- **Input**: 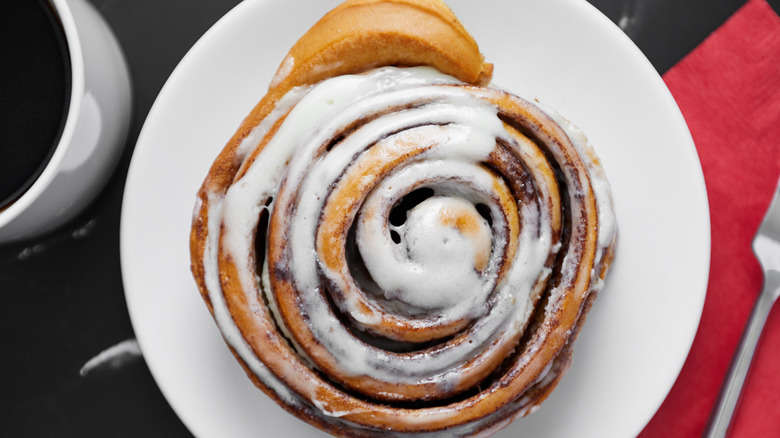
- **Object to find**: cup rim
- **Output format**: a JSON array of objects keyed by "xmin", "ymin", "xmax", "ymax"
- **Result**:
[{"xmin": 0, "ymin": 0, "xmax": 85, "ymax": 227}]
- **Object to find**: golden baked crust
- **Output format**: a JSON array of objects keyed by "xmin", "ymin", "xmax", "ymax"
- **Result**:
[
  {"xmin": 192, "ymin": 0, "xmax": 492, "ymax": 206},
  {"xmin": 190, "ymin": 1, "xmax": 616, "ymax": 436}
]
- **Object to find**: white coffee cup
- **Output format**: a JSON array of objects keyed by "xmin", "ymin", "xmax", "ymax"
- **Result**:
[{"xmin": 0, "ymin": 0, "xmax": 131, "ymax": 243}]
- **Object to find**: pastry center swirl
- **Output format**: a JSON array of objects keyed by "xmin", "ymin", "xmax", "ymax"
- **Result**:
[
  {"xmin": 194, "ymin": 67, "xmax": 617, "ymax": 433},
  {"xmin": 255, "ymin": 69, "xmax": 555, "ymax": 402}
]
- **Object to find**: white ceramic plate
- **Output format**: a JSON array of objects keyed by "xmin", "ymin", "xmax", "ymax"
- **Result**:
[{"xmin": 121, "ymin": 0, "xmax": 710, "ymax": 437}]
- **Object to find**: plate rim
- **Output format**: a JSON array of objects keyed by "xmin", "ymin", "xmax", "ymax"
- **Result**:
[{"xmin": 120, "ymin": 0, "xmax": 711, "ymax": 436}]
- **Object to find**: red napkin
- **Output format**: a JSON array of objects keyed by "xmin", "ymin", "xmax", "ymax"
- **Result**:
[{"xmin": 640, "ymin": 0, "xmax": 780, "ymax": 436}]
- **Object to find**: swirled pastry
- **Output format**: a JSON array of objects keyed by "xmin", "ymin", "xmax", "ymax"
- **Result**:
[{"xmin": 190, "ymin": 0, "xmax": 617, "ymax": 436}]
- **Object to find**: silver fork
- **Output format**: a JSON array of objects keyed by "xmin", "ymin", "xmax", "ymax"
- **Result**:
[{"xmin": 704, "ymin": 176, "xmax": 780, "ymax": 438}]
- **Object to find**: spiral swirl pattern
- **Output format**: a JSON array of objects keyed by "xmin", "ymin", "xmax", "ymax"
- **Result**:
[{"xmin": 191, "ymin": 67, "xmax": 616, "ymax": 436}]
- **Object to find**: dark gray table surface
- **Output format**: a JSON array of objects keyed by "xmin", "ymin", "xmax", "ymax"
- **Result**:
[{"xmin": 2, "ymin": 0, "xmax": 778, "ymax": 436}]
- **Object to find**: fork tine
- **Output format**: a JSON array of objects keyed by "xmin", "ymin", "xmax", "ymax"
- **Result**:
[{"xmin": 752, "ymin": 175, "xmax": 780, "ymax": 269}]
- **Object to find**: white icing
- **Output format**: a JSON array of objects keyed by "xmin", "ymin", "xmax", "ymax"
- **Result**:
[
  {"xmin": 195, "ymin": 66, "xmax": 617, "ymax": 434},
  {"xmin": 200, "ymin": 84, "xmax": 312, "ymax": 406},
  {"xmin": 269, "ymin": 54, "xmax": 295, "ymax": 89},
  {"xmin": 532, "ymin": 100, "xmax": 617, "ymax": 253},
  {"xmin": 203, "ymin": 195, "xmax": 300, "ymax": 405},
  {"xmin": 262, "ymin": 73, "xmax": 551, "ymax": 384},
  {"xmin": 357, "ymin": 160, "xmax": 511, "ymax": 320},
  {"xmin": 376, "ymin": 195, "xmax": 491, "ymax": 309}
]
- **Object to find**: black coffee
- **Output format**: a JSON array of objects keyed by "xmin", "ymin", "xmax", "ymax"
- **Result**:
[{"xmin": 0, "ymin": 0, "xmax": 71, "ymax": 210}]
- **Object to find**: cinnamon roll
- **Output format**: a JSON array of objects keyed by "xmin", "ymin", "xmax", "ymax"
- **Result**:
[{"xmin": 190, "ymin": 0, "xmax": 616, "ymax": 436}]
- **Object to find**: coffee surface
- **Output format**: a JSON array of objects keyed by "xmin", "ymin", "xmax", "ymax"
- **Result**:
[{"xmin": 0, "ymin": 0, "xmax": 71, "ymax": 209}]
